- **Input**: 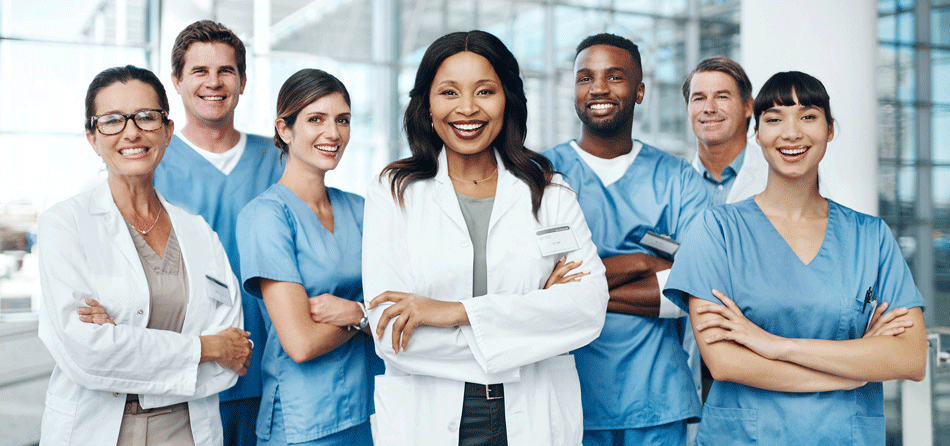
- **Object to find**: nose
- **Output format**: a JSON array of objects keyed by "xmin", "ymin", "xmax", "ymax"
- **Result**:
[
  {"xmin": 456, "ymin": 92, "xmax": 479, "ymax": 116},
  {"xmin": 119, "ymin": 117, "xmax": 143, "ymax": 140},
  {"xmin": 324, "ymin": 121, "xmax": 341, "ymax": 141},
  {"xmin": 207, "ymin": 72, "xmax": 222, "ymax": 88},
  {"xmin": 702, "ymin": 98, "xmax": 718, "ymax": 113},
  {"xmin": 590, "ymin": 76, "xmax": 608, "ymax": 95},
  {"xmin": 781, "ymin": 119, "xmax": 803, "ymax": 141}
]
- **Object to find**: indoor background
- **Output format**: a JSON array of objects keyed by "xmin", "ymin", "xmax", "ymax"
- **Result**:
[{"xmin": 0, "ymin": 1, "xmax": 947, "ymax": 445}]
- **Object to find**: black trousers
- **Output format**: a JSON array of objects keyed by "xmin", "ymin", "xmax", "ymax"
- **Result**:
[{"xmin": 459, "ymin": 384, "xmax": 508, "ymax": 446}]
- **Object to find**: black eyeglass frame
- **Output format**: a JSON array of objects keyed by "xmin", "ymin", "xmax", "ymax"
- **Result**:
[{"xmin": 89, "ymin": 109, "xmax": 168, "ymax": 135}]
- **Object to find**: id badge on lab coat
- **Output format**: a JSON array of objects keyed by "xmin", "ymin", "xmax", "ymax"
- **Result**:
[
  {"xmin": 205, "ymin": 275, "xmax": 230, "ymax": 305},
  {"xmin": 536, "ymin": 225, "xmax": 579, "ymax": 256}
]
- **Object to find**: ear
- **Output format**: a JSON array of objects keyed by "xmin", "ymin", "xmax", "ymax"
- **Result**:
[
  {"xmin": 827, "ymin": 121, "xmax": 835, "ymax": 143},
  {"xmin": 635, "ymin": 82, "xmax": 645, "ymax": 104},
  {"xmin": 86, "ymin": 130, "xmax": 100, "ymax": 156},
  {"xmin": 171, "ymin": 73, "xmax": 182, "ymax": 94},
  {"xmin": 275, "ymin": 118, "xmax": 293, "ymax": 146},
  {"xmin": 743, "ymin": 97, "xmax": 753, "ymax": 119},
  {"xmin": 239, "ymin": 75, "xmax": 247, "ymax": 95},
  {"xmin": 164, "ymin": 119, "xmax": 175, "ymax": 146}
]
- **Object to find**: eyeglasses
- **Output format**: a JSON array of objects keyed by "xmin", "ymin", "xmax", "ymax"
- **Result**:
[{"xmin": 90, "ymin": 109, "xmax": 168, "ymax": 135}]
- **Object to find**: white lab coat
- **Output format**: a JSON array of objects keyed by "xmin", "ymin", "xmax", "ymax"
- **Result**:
[
  {"xmin": 363, "ymin": 150, "xmax": 609, "ymax": 446},
  {"xmin": 691, "ymin": 142, "xmax": 769, "ymax": 205},
  {"xmin": 36, "ymin": 181, "xmax": 243, "ymax": 446}
]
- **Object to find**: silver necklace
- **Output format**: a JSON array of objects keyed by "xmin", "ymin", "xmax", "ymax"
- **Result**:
[
  {"xmin": 448, "ymin": 167, "xmax": 498, "ymax": 185},
  {"xmin": 131, "ymin": 207, "xmax": 163, "ymax": 235}
]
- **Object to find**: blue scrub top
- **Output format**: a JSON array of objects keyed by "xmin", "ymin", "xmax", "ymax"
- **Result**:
[
  {"xmin": 664, "ymin": 198, "xmax": 924, "ymax": 445},
  {"xmin": 237, "ymin": 184, "xmax": 378, "ymax": 444},
  {"xmin": 543, "ymin": 141, "xmax": 708, "ymax": 430},
  {"xmin": 154, "ymin": 133, "xmax": 284, "ymax": 402}
]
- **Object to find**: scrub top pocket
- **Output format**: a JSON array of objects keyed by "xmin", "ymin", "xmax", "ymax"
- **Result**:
[{"xmin": 696, "ymin": 404, "xmax": 756, "ymax": 445}]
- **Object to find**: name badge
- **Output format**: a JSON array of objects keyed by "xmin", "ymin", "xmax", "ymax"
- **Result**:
[
  {"xmin": 205, "ymin": 275, "xmax": 231, "ymax": 305},
  {"xmin": 536, "ymin": 225, "xmax": 579, "ymax": 256},
  {"xmin": 640, "ymin": 231, "xmax": 680, "ymax": 256}
]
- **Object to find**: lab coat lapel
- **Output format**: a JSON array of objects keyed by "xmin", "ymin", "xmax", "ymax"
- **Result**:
[
  {"xmin": 488, "ymin": 150, "xmax": 521, "ymax": 232},
  {"xmin": 89, "ymin": 182, "xmax": 147, "ymax": 285},
  {"xmin": 434, "ymin": 150, "xmax": 469, "ymax": 233}
]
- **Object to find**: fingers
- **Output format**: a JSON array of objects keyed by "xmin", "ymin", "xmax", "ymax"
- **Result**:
[
  {"xmin": 711, "ymin": 289, "xmax": 739, "ymax": 311},
  {"xmin": 559, "ymin": 271, "xmax": 590, "ymax": 283},
  {"xmin": 367, "ymin": 291, "xmax": 407, "ymax": 310},
  {"xmin": 391, "ymin": 310, "xmax": 408, "ymax": 353}
]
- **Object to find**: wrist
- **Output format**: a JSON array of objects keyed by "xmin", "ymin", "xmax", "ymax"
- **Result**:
[
  {"xmin": 199, "ymin": 335, "xmax": 220, "ymax": 364},
  {"xmin": 349, "ymin": 301, "xmax": 369, "ymax": 331}
]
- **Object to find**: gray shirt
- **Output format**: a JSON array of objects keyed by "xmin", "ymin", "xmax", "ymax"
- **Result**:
[{"xmin": 455, "ymin": 192, "xmax": 494, "ymax": 297}]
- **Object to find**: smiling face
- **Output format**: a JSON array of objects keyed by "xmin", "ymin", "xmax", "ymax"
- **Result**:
[
  {"xmin": 755, "ymin": 90, "xmax": 834, "ymax": 180},
  {"xmin": 428, "ymin": 51, "xmax": 506, "ymax": 157},
  {"xmin": 573, "ymin": 44, "xmax": 644, "ymax": 136},
  {"xmin": 276, "ymin": 92, "xmax": 351, "ymax": 173},
  {"xmin": 87, "ymin": 80, "xmax": 174, "ymax": 180},
  {"xmin": 171, "ymin": 41, "xmax": 246, "ymax": 127},
  {"xmin": 688, "ymin": 70, "xmax": 752, "ymax": 149}
]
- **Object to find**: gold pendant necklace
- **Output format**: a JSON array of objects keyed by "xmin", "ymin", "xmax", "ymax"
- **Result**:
[
  {"xmin": 130, "ymin": 207, "xmax": 163, "ymax": 235},
  {"xmin": 448, "ymin": 167, "xmax": 498, "ymax": 185}
]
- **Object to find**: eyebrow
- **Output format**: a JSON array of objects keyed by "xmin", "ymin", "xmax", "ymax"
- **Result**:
[{"xmin": 435, "ymin": 79, "xmax": 499, "ymax": 87}]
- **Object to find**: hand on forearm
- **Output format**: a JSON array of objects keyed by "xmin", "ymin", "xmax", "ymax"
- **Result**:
[
  {"xmin": 308, "ymin": 293, "xmax": 364, "ymax": 327},
  {"xmin": 200, "ymin": 327, "xmax": 252, "ymax": 375}
]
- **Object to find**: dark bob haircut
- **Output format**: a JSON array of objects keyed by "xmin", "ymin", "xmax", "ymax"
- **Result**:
[
  {"xmin": 575, "ymin": 33, "xmax": 642, "ymax": 75},
  {"xmin": 753, "ymin": 71, "xmax": 834, "ymax": 131},
  {"xmin": 84, "ymin": 65, "xmax": 170, "ymax": 132},
  {"xmin": 383, "ymin": 30, "xmax": 555, "ymax": 217},
  {"xmin": 274, "ymin": 69, "xmax": 350, "ymax": 155}
]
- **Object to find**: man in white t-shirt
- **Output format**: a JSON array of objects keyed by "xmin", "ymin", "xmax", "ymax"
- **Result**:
[
  {"xmin": 152, "ymin": 20, "xmax": 284, "ymax": 446},
  {"xmin": 543, "ymin": 33, "xmax": 709, "ymax": 446}
]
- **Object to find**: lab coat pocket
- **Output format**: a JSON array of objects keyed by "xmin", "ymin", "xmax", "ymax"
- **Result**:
[
  {"xmin": 41, "ymin": 390, "xmax": 78, "ymax": 445},
  {"xmin": 851, "ymin": 414, "xmax": 885, "ymax": 446},
  {"xmin": 696, "ymin": 404, "xmax": 756, "ymax": 445},
  {"xmin": 373, "ymin": 375, "xmax": 412, "ymax": 446}
]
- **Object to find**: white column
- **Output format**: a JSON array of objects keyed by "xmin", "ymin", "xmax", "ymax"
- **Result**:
[{"xmin": 740, "ymin": 0, "xmax": 878, "ymax": 216}]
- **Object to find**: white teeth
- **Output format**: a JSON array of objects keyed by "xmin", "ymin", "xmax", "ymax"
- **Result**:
[
  {"xmin": 202, "ymin": 96, "xmax": 225, "ymax": 101},
  {"xmin": 120, "ymin": 147, "xmax": 147, "ymax": 155},
  {"xmin": 590, "ymin": 103, "xmax": 613, "ymax": 110},
  {"xmin": 317, "ymin": 145, "xmax": 339, "ymax": 153},
  {"xmin": 779, "ymin": 147, "xmax": 807, "ymax": 156},
  {"xmin": 452, "ymin": 123, "xmax": 483, "ymax": 131}
]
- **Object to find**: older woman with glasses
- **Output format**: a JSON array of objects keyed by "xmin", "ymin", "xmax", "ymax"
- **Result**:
[{"xmin": 36, "ymin": 65, "xmax": 251, "ymax": 446}]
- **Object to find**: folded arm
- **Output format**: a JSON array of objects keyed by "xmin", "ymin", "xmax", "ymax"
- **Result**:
[
  {"xmin": 260, "ymin": 279, "xmax": 360, "ymax": 363},
  {"xmin": 602, "ymin": 253, "xmax": 672, "ymax": 317},
  {"xmin": 688, "ymin": 295, "xmax": 866, "ymax": 392}
]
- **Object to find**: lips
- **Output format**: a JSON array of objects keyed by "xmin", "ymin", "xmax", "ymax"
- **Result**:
[
  {"xmin": 587, "ymin": 102, "xmax": 616, "ymax": 116},
  {"xmin": 777, "ymin": 145, "xmax": 809, "ymax": 161},
  {"xmin": 448, "ymin": 121, "xmax": 487, "ymax": 140},
  {"xmin": 119, "ymin": 146, "xmax": 149, "ymax": 157}
]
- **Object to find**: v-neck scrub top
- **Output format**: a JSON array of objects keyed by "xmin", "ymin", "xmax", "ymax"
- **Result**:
[
  {"xmin": 663, "ymin": 198, "xmax": 924, "ymax": 445},
  {"xmin": 154, "ymin": 133, "xmax": 284, "ymax": 403},
  {"xmin": 237, "ymin": 184, "xmax": 375, "ymax": 444},
  {"xmin": 542, "ymin": 141, "xmax": 708, "ymax": 430}
]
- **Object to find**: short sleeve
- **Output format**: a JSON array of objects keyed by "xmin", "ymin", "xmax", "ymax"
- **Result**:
[
  {"xmin": 663, "ymin": 208, "xmax": 731, "ymax": 311},
  {"xmin": 875, "ymin": 220, "xmax": 924, "ymax": 311},
  {"xmin": 236, "ymin": 197, "xmax": 302, "ymax": 298}
]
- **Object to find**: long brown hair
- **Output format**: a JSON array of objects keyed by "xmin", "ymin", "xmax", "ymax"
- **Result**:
[{"xmin": 383, "ymin": 30, "xmax": 555, "ymax": 217}]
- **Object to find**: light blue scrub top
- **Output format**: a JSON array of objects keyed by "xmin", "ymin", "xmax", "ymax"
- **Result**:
[
  {"xmin": 237, "ymin": 185, "xmax": 379, "ymax": 444},
  {"xmin": 664, "ymin": 198, "xmax": 924, "ymax": 445},
  {"xmin": 154, "ymin": 134, "xmax": 284, "ymax": 402},
  {"xmin": 543, "ymin": 141, "xmax": 708, "ymax": 430}
]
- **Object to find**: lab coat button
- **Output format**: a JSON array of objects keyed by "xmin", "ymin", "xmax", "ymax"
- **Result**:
[
  {"xmin": 448, "ymin": 421, "xmax": 458, "ymax": 432},
  {"xmin": 113, "ymin": 392, "xmax": 120, "ymax": 397},
  {"xmin": 137, "ymin": 310, "xmax": 144, "ymax": 315},
  {"xmin": 717, "ymin": 185, "xmax": 724, "ymax": 190},
  {"xmin": 460, "ymin": 241, "xmax": 470, "ymax": 247}
]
